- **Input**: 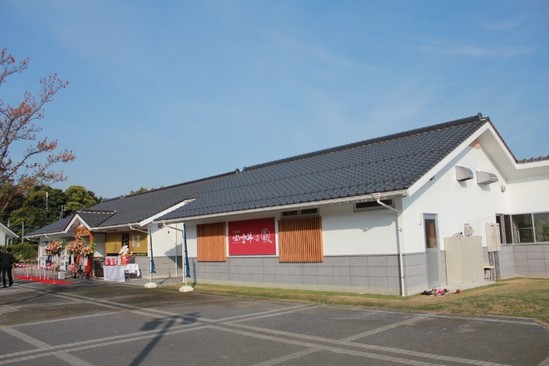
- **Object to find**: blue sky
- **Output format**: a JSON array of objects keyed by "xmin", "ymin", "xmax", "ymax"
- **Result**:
[{"xmin": 1, "ymin": 1, "xmax": 548, "ymax": 199}]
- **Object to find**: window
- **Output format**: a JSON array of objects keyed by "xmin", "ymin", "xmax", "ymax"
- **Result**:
[
  {"xmin": 281, "ymin": 208, "xmax": 318, "ymax": 218},
  {"xmin": 197, "ymin": 222, "xmax": 226, "ymax": 262},
  {"xmin": 534, "ymin": 213, "xmax": 549, "ymax": 242},
  {"xmin": 354, "ymin": 199, "xmax": 393, "ymax": 211},
  {"xmin": 496, "ymin": 214, "xmax": 512, "ymax": 244},
  {"xmin": 512, "ymin": 214, "xmax": 534, "ymax": 243},
  {"xmin": 300, "ymin": 208, "xmax": 318, "ymax": 216},
  {"xmin": 497, "ymin": 212, "xmax": 549, "ymax": 244},
  {"xmin": 278, "ymin": 217, "xmax": 323, "ymax": 263},
  {"xmin": 424, "ymin": 217, "xmax": 438, "ymax": 249},
  {"xmin": 281, "ymin": 210, "xmax": 299, "ymax": 218}
]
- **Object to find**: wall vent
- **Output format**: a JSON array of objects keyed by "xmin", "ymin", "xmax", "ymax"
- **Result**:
[
  {"xmin": 455, "ymin": 166, "xmax": 474, "ymax": 181},
  {"xmin": 476, "ymin": 171, "xmax": 498, "ymax": 184}
]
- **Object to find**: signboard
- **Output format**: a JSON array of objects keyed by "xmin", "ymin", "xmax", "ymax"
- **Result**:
[
  {"xmin": 76, "ymin": 225, "xmax": 90, "ymax": 237},
  {"xmin": 229, "ymin": 218, "xmax": 276, "ymax": 255}
]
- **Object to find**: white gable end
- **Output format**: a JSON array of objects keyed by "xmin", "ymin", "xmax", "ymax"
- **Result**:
[{"xmin": 401, "ymin": 144, "xmax": 509, "ymax": 252}]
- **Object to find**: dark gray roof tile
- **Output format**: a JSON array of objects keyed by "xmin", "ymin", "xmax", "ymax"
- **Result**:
[{"xmin": 161, "ymin": 114, "xmax": 487, "ymax": 220}]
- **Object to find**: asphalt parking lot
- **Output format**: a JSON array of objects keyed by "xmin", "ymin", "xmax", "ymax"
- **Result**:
[{"xmin": 1, "ymin": 278, "xmax": 548, "ymax": 366}]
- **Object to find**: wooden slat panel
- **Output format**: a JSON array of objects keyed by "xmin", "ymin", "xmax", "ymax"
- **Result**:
[
  {"xmin": 278, "ymin": 217, "xmax": 323, "ymax": 263},
  {"xmin": 197, "ymin": 222, "xmax": 227, "ymax": 262}
]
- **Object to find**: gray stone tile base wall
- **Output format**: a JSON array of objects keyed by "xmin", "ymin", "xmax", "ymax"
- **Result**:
[
  {"xmin": 403, "ymin": 252, "xmax": 428, "ymax": 295},
  {"xmin": 508, "ymin": 243, "xmax": 549, "ymax": 278},
  {"xmin": 188, "ymin": 256, "xmax": 403, "ymax": 295},
  {"xmin": 482, "ymin": 244, "xmax": 549, "ymax": 279},
  {"xmin": 138, "ymin": 254, "xmax": 434, "ymax": 296},
  {"xmin": 135, "ymin": 245, "xmax": 548, "ymax": 295},
  {"xmin": 134, "ymin": 256, "xmax": 181, "ymax": 279}
]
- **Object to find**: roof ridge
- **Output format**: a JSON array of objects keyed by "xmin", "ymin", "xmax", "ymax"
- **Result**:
[
  {"xmin": 106, "ymin": 171, "xmax": 237, "ymax": 200},
  {"xmin": 243, "ymin": 113, "xmax": 486, "ymax": 172},
  {"xmin": 518, "ymin": 155, "xmax": 549, "ymax": 163},
  {"xmin": 78, "ymin": 209, "xmax": 116, "ymax": 214}
]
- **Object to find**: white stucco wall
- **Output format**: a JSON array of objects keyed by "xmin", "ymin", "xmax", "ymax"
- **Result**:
[
  {"xmin": 321, "ymin": 204, "xmax": 397, "ymax": 255},
  {"xmin": 150, "ymin": 222, "xmax": 187, "ymax": 258},
  {"xmin": 506, "ymin": 173, "xmax": 549, "ymax": 213},
  {"xmin": 402, "ymin": 145, "xmax": 509, "ymax": 253},
  {"xmin": 179, "ymin": 205, "xmax": 398, "ymax": 259}
]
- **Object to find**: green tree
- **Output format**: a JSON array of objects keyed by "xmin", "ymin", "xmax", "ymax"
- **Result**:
[
  {"xmin": 130, "ymin": 187, "xmax": 149, "ymax": 195},
  {"xmin": 8, "ymin": 242, "xmax": 38, "ymax": 262},
  {"xmin": 64, "ymin": 185, "xmax": 98, "ymax": 214},
  {"xmin": 0, "ymin": 183, "xmax": 24, "ymax": 223},
  {"xmin": 8, "ymin": 185, "xmax": 64, "ymax": 237}
]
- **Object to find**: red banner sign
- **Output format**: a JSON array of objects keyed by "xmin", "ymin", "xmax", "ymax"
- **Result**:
[{"xmin": 229, "ymin": 218, "xmax": 276, "ymax": 255}]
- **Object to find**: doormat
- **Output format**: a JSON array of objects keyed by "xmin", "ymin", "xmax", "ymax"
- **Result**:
[{"xmin": 15, "ymin": 275, "xmax": 72, "ymax": 285}]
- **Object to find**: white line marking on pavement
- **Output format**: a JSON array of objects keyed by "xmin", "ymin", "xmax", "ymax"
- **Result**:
[
  {"xmin": 0, "ymin": 326, "xmax": 95, "ymax": 366},
  {"xmin": 538, "ymin": 355, "xmax": 549, "ymax": 366},
  {"xmin": 342, "ymin": 314, "xmax": 429, "ymax": 341},
  {"xmin": 224, "ymin": 322, "xmax": 512, "ymax": 366},
  {"xmin": 12, "ymin": 311, "xmax": 121, "ymax": 328},
  {"xmin": 212, "ymin": 325, "xmax": 446, "ymax": 366},
  {"xmin": 251, "ymin": 349, "xmax": 321, "ymax": 366}
]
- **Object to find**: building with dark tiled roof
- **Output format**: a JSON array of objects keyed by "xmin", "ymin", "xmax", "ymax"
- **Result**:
[
  {"xmin": 0, "ymin": 222, "xmax": 18, "ymax": 246},
  {"xmin": 25, "ymin": 173, "xmax": 233, "ymax": 274},
  {"xmin": 26, "ymin": 114, "xmax": 549, "ymax": 295}
]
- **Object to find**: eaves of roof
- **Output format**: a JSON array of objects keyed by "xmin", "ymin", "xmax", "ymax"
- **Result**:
[
  {"xmin": 25, "ymin": 216, "xmax": 73, "ymax": 238},
  {"xmin": 0, "ymin": 222, "xmax": 18, "ymax": 238},
  {"xmin": 159, "ymin": 189, "xmax": 409, "ymax": 224}
]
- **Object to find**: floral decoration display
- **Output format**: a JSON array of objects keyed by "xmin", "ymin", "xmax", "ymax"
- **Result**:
[
  {"xmin": 67, "ymin": 263, "xmax": 81, "ymax": 275},
  {"xmin": 45, "ymin": 241, "xmax": 64, "ymax": 255},
  {"xmin": 81, "ymin": 241, "xmax": 96, "ymax": 256},
  {"xmin": 66, "ymin": 240, "xmax": 83, "ymax": 255},
  {"xmin": 47, "ymin": 261, "xmax": 60, "ymax": 271}
]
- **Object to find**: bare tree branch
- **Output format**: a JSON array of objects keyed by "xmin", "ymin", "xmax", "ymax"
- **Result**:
[{"xmin": 0, "ymin": 48, "xmax": 75, "ymax": 212}]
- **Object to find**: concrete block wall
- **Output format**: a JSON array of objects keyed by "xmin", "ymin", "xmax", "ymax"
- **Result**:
[
  {"xmin": 134, "ymin": 243, "xmax": 548, "ymax": 295},
  {"xmin": 512, "ymin": 244, "xmax": 549, "ymax": 277},
  {"xmin": 481, "ymin": 244, "xmax": 549, "ymax": 279},
  {"xmin": 134, "ymin": 256, "xmax": 182, "ymax": 279},
  {"xmin": 402, "ymin": 252, "xmax": 427, "ymax": 294},
  {"xmin": 185, "ymin": 255, "xmax": 402, "ymax": 295},
  {"xmin": 497, "ymin": 245, "xmax": 515, "ymax": 278}
]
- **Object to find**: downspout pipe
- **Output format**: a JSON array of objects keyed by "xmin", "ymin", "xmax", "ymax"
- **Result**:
[{"xmin": 376, "ymin": 198, "xmax": 406, "ymax": 297}]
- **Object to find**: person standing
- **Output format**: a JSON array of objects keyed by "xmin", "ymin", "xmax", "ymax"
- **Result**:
[{"xmin": 1, "ymin": 247, "xmax": 14, "ymax": 287}]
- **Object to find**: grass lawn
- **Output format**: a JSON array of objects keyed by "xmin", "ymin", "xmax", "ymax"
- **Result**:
[{"xmin": 181, "ymin": 278, "xmax": 549, "ymax": 325}]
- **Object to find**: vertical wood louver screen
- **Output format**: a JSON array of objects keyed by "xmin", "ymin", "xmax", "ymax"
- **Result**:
[
  {"xmin": 278, "ymin": 217, "xmax": 323, "ymax": 263},
  {"xmin": 197, "ymin": 222, "xmax": 226, "ymax": 262}
]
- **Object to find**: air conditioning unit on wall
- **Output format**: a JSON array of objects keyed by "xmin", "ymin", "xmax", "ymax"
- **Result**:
[
  {"xmin": 476, "ymin": 171, "xmax": 498, "ymax": 184},
  {"xmin": 455, "ymin": 166, "xmax": 474, "ymax": 181}
]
